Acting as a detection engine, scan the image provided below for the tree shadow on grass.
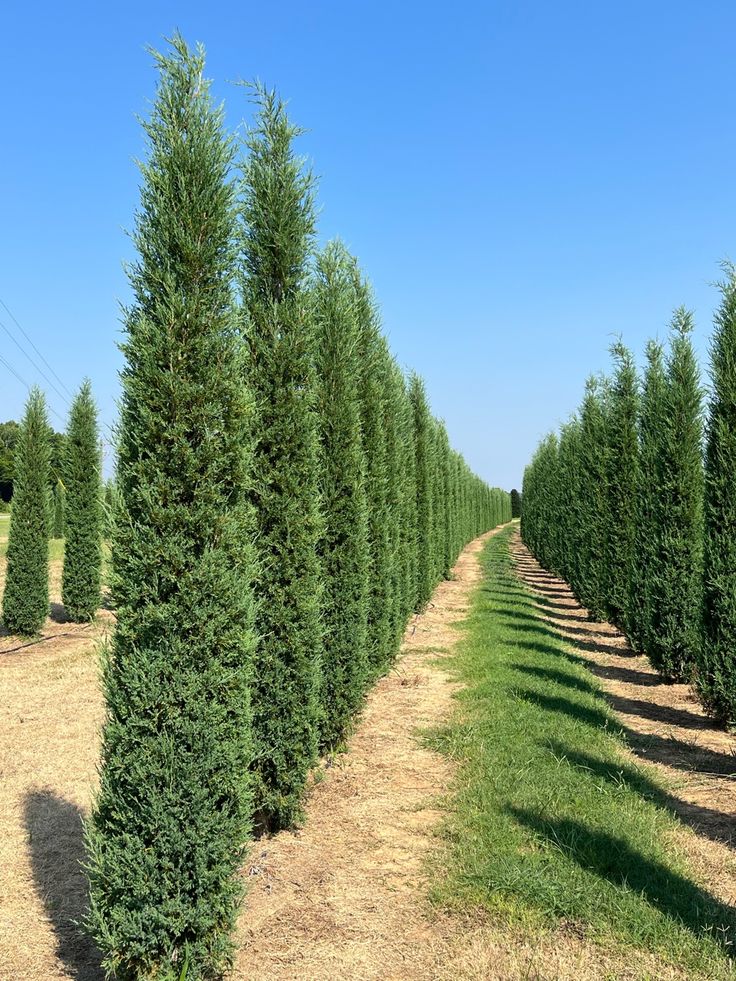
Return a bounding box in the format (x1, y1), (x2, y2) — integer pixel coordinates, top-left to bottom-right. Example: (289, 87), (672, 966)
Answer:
(542, 740), (735, 848)
(509, 687), (619, 734)
(509, 661), (600, 697)
(23, 790), (103, 980)
(507, 807), (736, 955)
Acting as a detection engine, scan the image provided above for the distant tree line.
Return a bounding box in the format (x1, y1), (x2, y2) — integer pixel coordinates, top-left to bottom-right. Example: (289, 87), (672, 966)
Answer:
(0, 419), (65, 503)
(521, 281), (736, 729)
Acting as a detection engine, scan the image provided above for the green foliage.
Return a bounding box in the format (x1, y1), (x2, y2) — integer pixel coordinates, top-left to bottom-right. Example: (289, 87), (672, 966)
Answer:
(381, 348), (408, 654)
(354, 267), (393, 670)
(85, 36), (255, 979)
(648, 313), (704, 679)
(603, 342), (639, 633)
(239, 82), (323, 830)
(410, 373), (436, 609)
(102, 479), (119, 540)
(629, 341), (667, 654)
(52, 478), (65, 539)
(701, 267), (736, 722)
(312, 241), (369, 746)
(1, 388), (51, 635)
(510, 488), (521, 518)
(62, 381), (103, 621)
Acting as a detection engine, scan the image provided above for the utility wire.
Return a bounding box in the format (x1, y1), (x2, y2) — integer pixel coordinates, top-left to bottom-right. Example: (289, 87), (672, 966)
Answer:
(0, 317), (71, 407)
(0, 352), (67, 427)
(0, 297), (73, 398)
(0, 296), (117, 446)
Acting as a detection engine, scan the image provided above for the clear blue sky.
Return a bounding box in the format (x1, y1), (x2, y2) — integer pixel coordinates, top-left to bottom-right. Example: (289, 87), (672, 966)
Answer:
(2, 1), (735, 489)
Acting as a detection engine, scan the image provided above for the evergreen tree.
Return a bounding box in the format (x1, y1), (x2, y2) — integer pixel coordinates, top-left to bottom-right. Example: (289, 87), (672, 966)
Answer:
(85, 37), (255, 978)
(52, 479), (65, 539)
(62, 381), (103, 621)
(438, 422), (454, 577)
(510, 488), (521, 518)
(354, 267), (393, 670)
(380, 345), (406, 655)
(389, 361), (418, 631)
(701, 267), (736, 721)
(629, 341), (667, 654)
(2, 387), (51, 635)
(603, 343), (639, 632)
(312, 242), (369, 746)
(239, 83), (323, 828)
(575, 377), (608, 618)
(410, 373), (435, 609)
(649, 310), (703, 679)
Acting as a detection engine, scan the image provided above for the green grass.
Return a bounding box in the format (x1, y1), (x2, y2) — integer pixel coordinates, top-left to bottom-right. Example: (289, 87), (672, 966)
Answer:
(0, 535), (64, 561)
(427, 526), (736, 977)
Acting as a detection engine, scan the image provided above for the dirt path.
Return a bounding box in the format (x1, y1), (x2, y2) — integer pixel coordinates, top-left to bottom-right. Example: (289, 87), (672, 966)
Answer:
(510, 530), (736, 909)
(0, 528), (505, 981)
(232, 529), (501, 979)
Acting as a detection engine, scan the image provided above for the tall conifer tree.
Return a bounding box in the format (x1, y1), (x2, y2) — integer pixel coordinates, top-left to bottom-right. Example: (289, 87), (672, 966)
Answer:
(649, 310), (703, 679)
(62, 380), (103, 621)
(701, 268), (736, 721)
(354, 267), (393, 669)
(313, 242), (369, 745)
(629, 340), (667, 654)
(85, 38), (255, 978)
(2, 387), (51, 635)
(239, 84), (323, 828)
(410, 373), (435, 609)
(603, 343), (639, 632)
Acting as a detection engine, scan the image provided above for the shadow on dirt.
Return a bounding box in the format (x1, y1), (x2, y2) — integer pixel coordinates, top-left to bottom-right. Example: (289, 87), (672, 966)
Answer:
(23, 790), (103, 980)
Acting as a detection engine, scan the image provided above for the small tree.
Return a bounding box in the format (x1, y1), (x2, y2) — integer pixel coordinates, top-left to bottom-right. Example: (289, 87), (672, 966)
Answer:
(313, 241), (369, 746)
(510, 488), (521, 518)
(2, 387), (51, 635)
(701, 267), (736, 721)
(62, 381), (103, 621)
(52, 479), (65, 539)
(85, 36), (255, 977)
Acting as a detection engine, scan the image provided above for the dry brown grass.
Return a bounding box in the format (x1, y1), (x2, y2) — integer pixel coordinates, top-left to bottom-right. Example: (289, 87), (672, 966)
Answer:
(6, 526), (732, 980)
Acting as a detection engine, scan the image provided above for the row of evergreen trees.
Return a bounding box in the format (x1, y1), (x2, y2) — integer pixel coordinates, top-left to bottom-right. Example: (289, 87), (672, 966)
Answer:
(84, 37), (510, 980)
(2, 381), (102, 633)
(521, 277), (736, 729)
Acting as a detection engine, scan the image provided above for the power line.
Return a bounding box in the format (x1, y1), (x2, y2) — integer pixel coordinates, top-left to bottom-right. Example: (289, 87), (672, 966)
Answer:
(0, 296), (73, 398)
(0, 350), (69, 429)
(0, 317), (71, 407)
(0, 295), (117, 446)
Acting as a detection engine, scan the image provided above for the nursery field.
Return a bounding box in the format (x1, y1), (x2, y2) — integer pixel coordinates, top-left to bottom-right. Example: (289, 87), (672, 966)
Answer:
(2, 523), (734, 980)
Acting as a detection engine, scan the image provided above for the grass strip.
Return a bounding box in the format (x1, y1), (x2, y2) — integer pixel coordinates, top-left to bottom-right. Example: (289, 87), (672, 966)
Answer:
(427, 526), (735, 976)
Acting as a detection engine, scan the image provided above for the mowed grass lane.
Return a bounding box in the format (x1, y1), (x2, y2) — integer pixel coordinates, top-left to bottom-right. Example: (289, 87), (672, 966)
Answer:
(427, 526), (735, 978)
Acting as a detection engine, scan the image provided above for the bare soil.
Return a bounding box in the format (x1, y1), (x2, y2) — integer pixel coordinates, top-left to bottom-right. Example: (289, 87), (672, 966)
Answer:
(0, 531), (505, 981)
(510, 530), (736, 912)
(5, 527), (733, 980)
